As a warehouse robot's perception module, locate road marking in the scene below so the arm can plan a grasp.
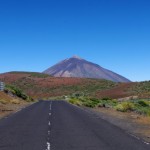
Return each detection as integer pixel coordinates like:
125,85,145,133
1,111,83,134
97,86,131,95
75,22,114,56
45,101,52,150
48,121,51,126
46,142,50,150
143,141,150,145
49,101,53,110
48,130,50,135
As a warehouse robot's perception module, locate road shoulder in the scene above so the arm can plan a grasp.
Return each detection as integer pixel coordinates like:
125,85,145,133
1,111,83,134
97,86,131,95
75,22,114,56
0,101,34,119
79,106,150,143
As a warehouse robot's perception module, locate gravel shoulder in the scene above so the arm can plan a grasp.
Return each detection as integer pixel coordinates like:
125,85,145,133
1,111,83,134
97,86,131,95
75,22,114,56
0,102,32,119
81,106,150,143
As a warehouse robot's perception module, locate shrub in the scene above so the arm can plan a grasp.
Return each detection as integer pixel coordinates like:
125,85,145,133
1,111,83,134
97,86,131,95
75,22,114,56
115,104,125,112
138,100,149,107
69,98,82,106
116,102,135,112
5,85,33,101
102,97,112,100
136,107,150,116
97,99,118,108
90,98,100,104
83,101,97,108
111,99,118,106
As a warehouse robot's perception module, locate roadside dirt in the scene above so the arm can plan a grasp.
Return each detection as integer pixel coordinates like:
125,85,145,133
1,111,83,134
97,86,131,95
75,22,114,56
0,102,31,119
86,107,150,143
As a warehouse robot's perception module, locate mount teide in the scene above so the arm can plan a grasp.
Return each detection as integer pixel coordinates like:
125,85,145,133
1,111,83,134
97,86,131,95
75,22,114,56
43,56,130,82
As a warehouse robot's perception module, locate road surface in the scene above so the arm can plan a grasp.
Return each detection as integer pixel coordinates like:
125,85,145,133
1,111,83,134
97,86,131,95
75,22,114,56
0,100,149,150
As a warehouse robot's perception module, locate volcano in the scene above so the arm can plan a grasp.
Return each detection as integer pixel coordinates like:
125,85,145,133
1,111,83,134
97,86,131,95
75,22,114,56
43,56,130,82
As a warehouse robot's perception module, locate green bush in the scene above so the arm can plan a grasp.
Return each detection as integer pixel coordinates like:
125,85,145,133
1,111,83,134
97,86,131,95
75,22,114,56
138,100,149,107
69,98,82,106
115,104,125,112
69,97,100,108
5,85,33,101
90,98,100,104
101,97,112,100
69,96,118,108
69,96,150,117
136,107,150,116
116,102,135,112
83,101,97,108
98,99,118,108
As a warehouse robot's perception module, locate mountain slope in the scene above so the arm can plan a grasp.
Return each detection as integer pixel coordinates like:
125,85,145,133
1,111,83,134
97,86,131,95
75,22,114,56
43,56,130,82
0,72,117,99
0,72,149,99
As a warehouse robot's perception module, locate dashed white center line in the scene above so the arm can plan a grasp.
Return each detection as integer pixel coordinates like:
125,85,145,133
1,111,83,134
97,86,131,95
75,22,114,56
45,101,52,150
46,142,50,150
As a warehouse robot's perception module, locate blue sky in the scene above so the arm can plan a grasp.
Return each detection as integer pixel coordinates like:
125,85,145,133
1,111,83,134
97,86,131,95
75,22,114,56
0,0,150,81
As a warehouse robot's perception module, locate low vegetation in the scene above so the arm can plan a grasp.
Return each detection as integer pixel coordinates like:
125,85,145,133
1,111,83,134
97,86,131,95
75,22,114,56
0,84,34,106
1,72,150,100
11,99,21,104
69,94,150,117
4,84,33,102
130,81,150,98
0,99,8,104
9,71,50,78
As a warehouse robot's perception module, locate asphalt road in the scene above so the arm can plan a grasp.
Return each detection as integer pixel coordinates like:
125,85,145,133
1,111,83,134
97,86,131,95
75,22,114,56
0,101,149,150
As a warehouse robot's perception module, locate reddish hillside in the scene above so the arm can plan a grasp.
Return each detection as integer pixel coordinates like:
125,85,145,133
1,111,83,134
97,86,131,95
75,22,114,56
0,72,149,99
96,83,136,99
0,72,116,99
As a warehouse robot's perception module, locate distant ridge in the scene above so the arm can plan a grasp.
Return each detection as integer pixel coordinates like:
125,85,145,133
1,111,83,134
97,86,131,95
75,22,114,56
43,56,130,82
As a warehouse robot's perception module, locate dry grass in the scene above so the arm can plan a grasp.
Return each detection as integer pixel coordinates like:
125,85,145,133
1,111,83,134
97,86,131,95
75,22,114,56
0,99,8,104
0,91,12,102
11,99,20,104
0,92,21,105
136,116,150,125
